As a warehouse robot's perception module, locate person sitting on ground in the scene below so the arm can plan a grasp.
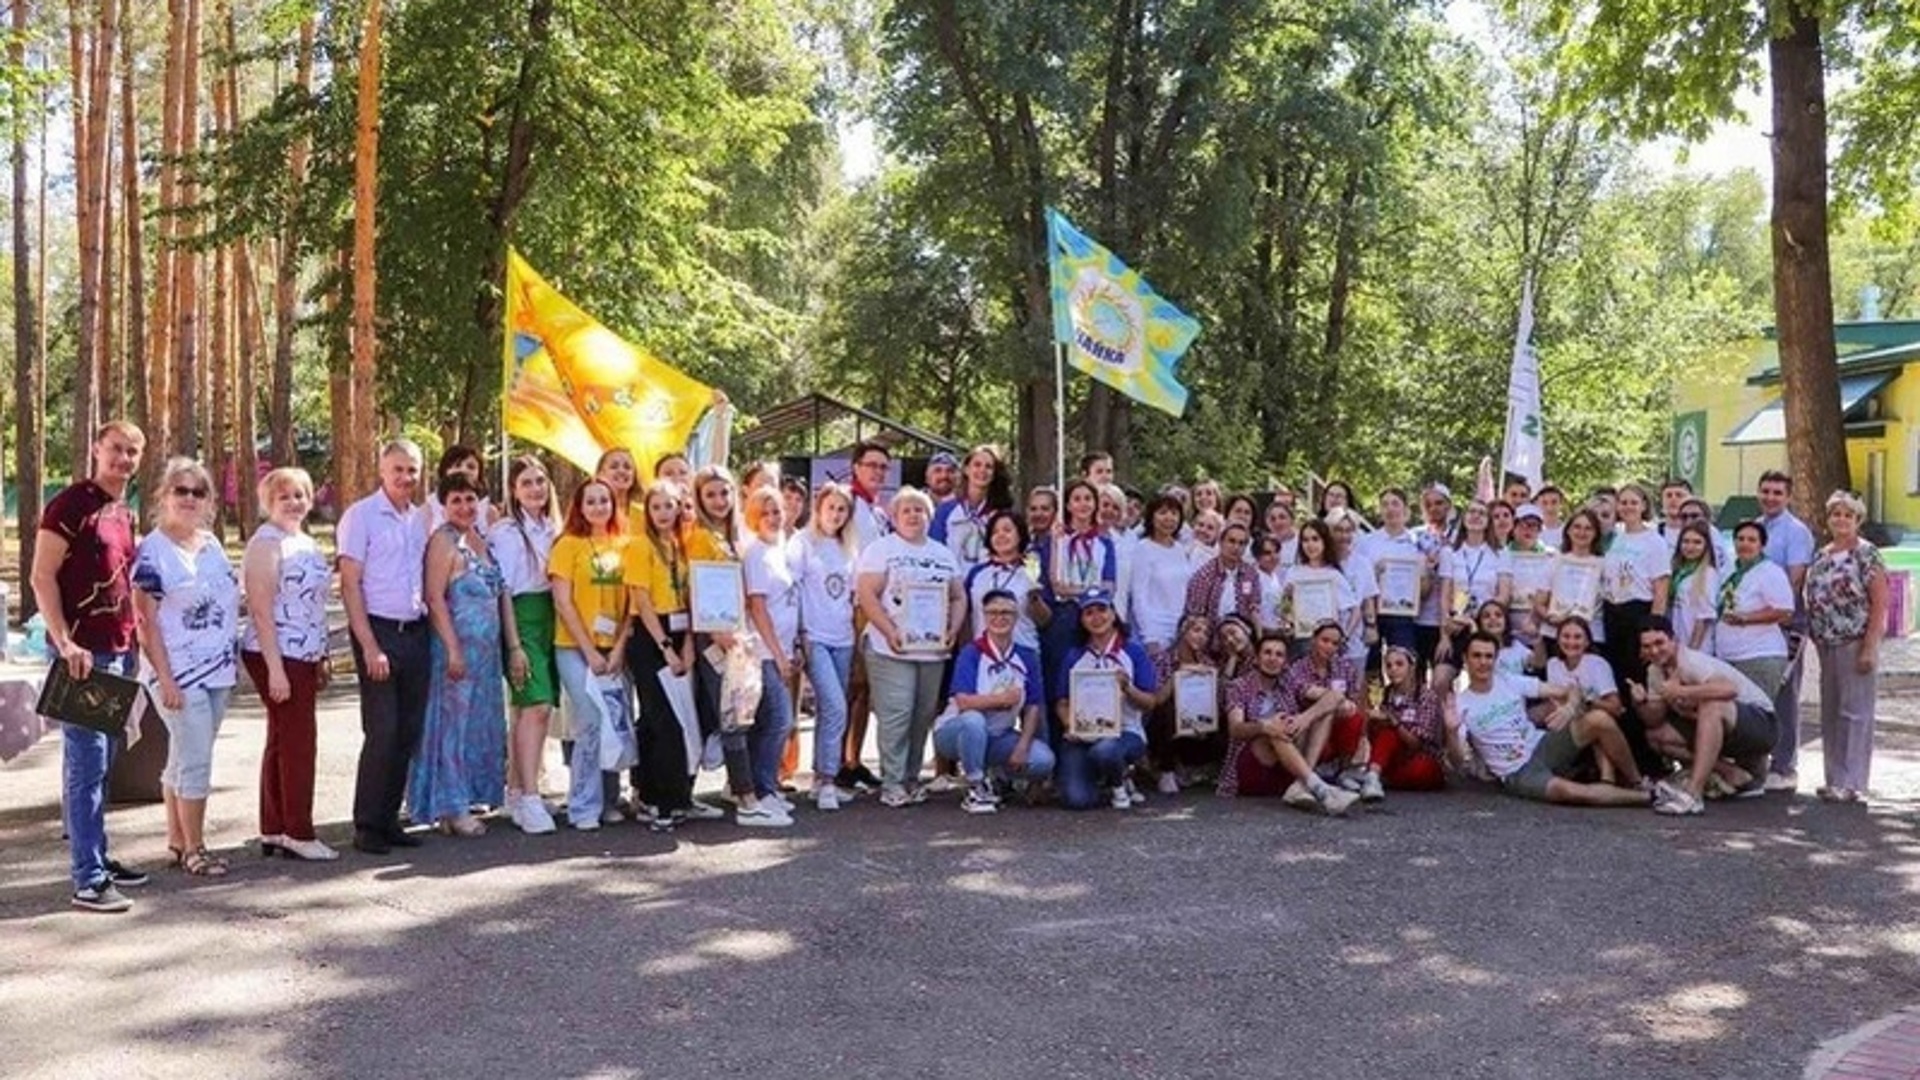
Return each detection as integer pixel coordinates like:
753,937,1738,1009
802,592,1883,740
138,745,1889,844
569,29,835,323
1629,616,1778,816
1216,629,1361,816
931,589,1056,814
1444,631,1650,807
1368,645,1448,791
1281,619,1380,802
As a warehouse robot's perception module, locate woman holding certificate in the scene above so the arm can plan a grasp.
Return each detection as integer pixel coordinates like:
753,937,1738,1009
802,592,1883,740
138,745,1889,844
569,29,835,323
1360,489,1448,673
624,481,700,828
547,480,632,832
855,487,967,808
1326,509,1381,673
1503,504,1555,648
686,466,792,827
1281,521,1357,658
1443,502,1510,665
788,484,860,811
1145,612,1227,793
1051,589,1157,810
1538,509,1607,640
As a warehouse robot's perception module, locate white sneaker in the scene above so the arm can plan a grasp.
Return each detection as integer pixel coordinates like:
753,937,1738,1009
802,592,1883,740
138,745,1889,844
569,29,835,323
1359,772,1385,803
736,803,793,828
879,784,912,808
924,774,962,794
1336,766,1368,793
762,791,796,814
573,816,601,832
600,806,624,825
683,800,725,821
1156,771,1181,796
1282,780,1318,810
1123,778,1146,805
1110,785,1132,810
1764,771,1798,794
814,785,843,812
517,795,557,835
1314,785,1359,817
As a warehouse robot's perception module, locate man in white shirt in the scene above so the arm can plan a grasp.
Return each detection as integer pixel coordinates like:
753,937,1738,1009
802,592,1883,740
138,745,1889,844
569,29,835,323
1446,632,1650,806
338,440,431,855
1631,616,1778,816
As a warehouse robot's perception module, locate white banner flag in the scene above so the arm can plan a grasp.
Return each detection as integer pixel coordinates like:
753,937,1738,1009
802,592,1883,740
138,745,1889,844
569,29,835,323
1501,276,1544,491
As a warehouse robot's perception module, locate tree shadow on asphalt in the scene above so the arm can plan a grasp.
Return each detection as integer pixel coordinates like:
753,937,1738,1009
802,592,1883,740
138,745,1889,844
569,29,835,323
3,780,1919,1080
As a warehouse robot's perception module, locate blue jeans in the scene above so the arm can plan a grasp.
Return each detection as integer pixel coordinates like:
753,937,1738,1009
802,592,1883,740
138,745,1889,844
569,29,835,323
752,660,795,799
63,650,138,890
805,642,853,782
931,710,1057,782
555,648,617,825
158,685,233,799
1056,730,1147,810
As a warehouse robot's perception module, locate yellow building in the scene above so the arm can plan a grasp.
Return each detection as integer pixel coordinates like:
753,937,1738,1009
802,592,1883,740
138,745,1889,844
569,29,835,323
1669,319,1920,531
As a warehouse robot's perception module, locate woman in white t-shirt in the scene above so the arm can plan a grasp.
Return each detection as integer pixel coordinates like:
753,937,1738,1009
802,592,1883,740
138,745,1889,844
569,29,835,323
962,511,1047,652
1600,485,1670,697
1325,509,1380,671
132,457,240,877
743,488,802,811
1543,616,1626,776
1282,520,1358,658
1714,519,1795,697
788,483,859,810
855,487,967,806
1445,501,1510,663
1126,494,1193,653
1666,521,1721,652
489,455,561,835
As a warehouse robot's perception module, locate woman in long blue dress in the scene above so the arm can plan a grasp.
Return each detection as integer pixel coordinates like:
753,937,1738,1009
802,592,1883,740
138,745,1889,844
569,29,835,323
410,473,517,836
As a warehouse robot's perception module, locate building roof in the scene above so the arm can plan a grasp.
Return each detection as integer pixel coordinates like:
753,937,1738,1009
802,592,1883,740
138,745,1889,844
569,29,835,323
1724,370,1897,445
734,392,967,458
1748,320,1920,385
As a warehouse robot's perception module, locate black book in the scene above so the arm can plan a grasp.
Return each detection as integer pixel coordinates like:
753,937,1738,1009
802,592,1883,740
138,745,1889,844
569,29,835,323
35,661,150,736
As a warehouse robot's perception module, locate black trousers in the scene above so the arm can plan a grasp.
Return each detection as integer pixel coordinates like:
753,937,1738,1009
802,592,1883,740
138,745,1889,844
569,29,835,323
627,627,694,813
351,617,433,834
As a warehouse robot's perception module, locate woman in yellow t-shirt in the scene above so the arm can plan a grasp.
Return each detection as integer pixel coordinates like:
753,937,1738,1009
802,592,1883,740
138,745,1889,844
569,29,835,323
625,479,698,826
686,465,791,827
547,479,631,831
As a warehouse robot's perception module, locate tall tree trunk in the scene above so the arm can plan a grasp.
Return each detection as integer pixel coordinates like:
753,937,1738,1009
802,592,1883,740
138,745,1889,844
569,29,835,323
329,244,359,499
13,6,45,619
145,0,187,497
270,16,314,467
350,0,385,502
227,2,260,535
171,0,202,456
1768,12,1848,525
123,34,146,451
100,87,118,420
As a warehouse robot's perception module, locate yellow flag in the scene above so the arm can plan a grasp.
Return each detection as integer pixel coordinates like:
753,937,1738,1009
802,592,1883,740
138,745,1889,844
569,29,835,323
502,249,716,476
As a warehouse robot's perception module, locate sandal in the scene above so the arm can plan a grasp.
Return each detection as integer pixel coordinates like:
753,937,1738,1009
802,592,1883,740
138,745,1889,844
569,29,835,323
181,847,230,877
166,845,185,868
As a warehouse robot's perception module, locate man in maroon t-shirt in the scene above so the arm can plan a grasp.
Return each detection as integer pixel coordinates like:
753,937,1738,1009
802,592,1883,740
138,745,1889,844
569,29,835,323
32,420,148,913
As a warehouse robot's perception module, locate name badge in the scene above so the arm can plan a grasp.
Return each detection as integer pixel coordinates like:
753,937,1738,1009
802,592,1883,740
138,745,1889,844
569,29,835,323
592,614,619,638
668,612,690,633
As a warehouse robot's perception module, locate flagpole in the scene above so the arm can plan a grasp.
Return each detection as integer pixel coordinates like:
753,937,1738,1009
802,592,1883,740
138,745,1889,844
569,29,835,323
1054,340,1067,494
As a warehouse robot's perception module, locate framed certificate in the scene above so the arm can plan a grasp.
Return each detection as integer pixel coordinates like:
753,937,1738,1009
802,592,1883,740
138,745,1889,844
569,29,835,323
1376,556,1422,618
1289,578,1338,637
690,560,746,633
896,581,951,654
1067,668,1123,742
1547,556,1602,622
1507,551,1553,606
1173,665,1219,738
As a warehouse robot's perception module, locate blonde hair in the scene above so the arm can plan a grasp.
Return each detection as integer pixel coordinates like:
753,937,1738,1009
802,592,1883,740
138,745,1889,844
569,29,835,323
890,485,934,518
810,482,856,556
256,466,315,515
743,486,784,536
1825,489,1868,520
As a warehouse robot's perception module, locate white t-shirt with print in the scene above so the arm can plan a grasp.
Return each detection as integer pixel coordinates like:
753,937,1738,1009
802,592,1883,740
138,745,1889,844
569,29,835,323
787,531,857,649
1457,675,1549,780
855,533,961,662
1546,653,1616,703
1712,560,1793,661
132,530,240,690
1648,644,1774,711
1603,528,1669,605
743,536,801,661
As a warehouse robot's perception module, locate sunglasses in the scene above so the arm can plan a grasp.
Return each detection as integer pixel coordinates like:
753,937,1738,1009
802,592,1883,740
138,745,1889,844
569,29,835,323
172,485,209,499
984,608,1018,618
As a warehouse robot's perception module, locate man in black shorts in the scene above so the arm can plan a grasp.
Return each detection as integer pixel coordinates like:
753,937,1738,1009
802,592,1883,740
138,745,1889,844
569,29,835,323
1631,616,1777,816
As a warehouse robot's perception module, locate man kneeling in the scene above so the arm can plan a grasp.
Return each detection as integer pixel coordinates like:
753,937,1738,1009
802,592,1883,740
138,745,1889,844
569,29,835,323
1217,630,1360,816
931,590,1056,813
1631,616,1777,816
1447,631,1650,806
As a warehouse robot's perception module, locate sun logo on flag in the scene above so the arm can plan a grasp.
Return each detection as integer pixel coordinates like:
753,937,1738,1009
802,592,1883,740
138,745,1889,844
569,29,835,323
1069,269,1144,374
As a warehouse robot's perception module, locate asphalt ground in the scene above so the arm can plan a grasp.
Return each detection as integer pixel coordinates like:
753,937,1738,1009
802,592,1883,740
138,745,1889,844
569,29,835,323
3,678,1919,1080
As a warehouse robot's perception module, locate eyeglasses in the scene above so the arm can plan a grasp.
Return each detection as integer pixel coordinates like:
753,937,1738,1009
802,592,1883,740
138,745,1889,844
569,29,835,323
172,485,208,499
855,459,887,471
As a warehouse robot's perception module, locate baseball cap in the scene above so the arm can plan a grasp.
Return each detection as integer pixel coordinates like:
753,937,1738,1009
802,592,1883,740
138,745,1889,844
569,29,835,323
1076,588,1116,611
1515,503,1544,523
929,451,960,468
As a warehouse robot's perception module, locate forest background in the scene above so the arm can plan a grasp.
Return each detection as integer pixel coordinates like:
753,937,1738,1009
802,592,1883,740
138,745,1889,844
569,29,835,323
5,0,1920,619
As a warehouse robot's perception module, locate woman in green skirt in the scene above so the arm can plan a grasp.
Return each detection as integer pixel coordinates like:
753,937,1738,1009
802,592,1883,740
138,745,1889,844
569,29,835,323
490,454,562,834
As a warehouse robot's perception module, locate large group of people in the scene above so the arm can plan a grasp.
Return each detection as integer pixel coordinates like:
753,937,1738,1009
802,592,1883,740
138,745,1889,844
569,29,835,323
32,422,1891,914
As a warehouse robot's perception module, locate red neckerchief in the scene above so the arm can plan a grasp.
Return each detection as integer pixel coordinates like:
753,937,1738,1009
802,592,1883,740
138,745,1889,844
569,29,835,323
976,633,1017,675
851,477,882,505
